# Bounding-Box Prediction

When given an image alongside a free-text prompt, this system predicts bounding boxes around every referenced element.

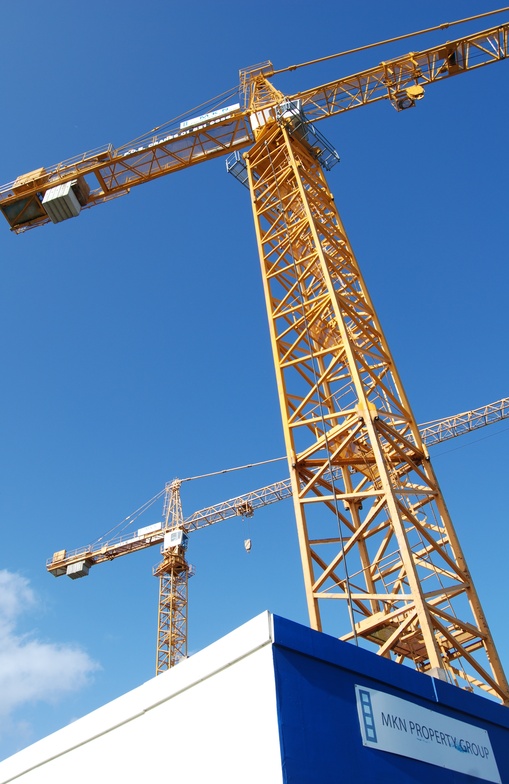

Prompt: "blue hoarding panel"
[271,615,509,784]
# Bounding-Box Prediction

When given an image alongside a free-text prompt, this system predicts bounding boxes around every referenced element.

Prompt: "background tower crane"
[47,398,509,675]
[154,479,190,671]
[3,15,509,702]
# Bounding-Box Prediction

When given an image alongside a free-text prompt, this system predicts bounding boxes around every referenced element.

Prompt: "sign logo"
[355,685,501,783]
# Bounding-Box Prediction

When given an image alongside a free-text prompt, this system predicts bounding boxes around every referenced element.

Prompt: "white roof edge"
[0,611,275,779]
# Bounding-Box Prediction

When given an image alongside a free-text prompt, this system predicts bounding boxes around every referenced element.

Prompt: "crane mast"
[243,69,508,701]
[153,479,191,672]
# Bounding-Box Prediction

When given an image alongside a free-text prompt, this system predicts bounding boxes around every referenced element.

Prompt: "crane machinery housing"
[3,13,509,703]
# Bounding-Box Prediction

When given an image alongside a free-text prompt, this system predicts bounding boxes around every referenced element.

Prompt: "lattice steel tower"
[242,67,508,702]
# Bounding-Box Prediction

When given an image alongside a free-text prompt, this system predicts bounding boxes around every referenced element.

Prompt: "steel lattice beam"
[245,112,509,702]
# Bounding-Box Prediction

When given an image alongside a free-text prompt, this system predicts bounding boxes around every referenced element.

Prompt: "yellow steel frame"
[153,480,190,673]
[155,555,189,673]
[245,111,509,702]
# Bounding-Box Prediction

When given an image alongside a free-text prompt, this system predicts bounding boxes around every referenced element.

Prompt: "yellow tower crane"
[47,399,509,676]
[48,477,290,674]
[4,15,509,702]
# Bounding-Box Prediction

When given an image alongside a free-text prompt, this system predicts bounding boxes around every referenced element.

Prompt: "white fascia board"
[0,612,277,783]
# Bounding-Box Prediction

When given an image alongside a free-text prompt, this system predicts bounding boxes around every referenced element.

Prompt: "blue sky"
[1,0,508,760]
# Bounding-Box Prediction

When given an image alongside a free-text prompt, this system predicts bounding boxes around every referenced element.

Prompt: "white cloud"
[0,570,99,722]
